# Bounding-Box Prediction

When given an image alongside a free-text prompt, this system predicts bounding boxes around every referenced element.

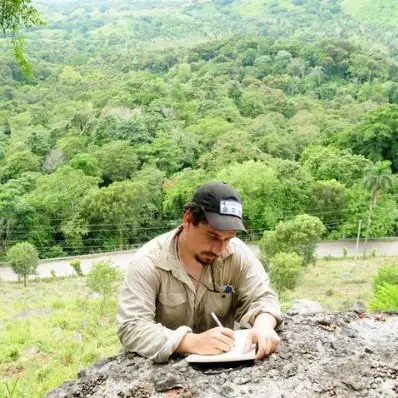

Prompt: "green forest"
[1,0,397,259]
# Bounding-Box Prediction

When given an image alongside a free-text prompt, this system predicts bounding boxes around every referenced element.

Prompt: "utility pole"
[363,203,373,259]
[354,219,362,267]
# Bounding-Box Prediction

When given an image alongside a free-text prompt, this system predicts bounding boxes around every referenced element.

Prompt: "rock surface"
[46,312,398,398]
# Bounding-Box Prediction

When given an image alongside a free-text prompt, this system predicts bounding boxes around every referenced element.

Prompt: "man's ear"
[183,210,193,227]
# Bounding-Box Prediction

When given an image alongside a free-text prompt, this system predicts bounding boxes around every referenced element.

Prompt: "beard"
[195,253,217,266]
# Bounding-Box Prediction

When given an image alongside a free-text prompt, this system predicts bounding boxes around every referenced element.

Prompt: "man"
[117,182,283,363]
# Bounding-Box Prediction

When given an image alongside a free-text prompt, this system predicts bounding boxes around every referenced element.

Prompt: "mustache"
[195,253,218,266]
[200,251,217,257]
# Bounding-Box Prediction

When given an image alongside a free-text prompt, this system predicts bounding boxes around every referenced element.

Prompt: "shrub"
[269,251,303,296]
[373,264,398,291]
[70,259,83,276]
[86,261,122,307]
[6,242,39,286]
[370,283,398,311]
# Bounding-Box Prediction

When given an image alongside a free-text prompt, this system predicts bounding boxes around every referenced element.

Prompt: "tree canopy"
[0,0,397,258]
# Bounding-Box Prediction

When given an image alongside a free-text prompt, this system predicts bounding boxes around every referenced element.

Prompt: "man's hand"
[176,327,235,355]
[244,313,280,360]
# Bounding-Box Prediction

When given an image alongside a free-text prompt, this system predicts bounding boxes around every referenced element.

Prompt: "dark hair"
[183,202,208,226]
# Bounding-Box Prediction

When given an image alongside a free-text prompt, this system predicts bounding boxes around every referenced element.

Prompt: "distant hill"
[343,0,398,28]
[27,0,396,66]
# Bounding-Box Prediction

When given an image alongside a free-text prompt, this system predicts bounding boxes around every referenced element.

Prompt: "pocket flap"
[158,293,187,306]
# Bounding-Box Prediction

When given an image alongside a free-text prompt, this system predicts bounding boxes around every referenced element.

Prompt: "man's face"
[183,212,237,265]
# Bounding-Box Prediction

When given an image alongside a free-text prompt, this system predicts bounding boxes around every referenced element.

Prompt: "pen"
[211,311,223,328]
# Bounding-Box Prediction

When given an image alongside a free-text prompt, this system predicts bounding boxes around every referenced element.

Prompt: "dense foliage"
[370,263,398,311]
[0,0,397,259]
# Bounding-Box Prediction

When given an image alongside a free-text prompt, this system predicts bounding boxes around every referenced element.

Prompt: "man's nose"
[212,240,226,256]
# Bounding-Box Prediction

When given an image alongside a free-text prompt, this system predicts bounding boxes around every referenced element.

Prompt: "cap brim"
[204,211,246,232]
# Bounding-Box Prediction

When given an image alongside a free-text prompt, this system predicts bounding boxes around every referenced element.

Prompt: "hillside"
[0,0,397,258]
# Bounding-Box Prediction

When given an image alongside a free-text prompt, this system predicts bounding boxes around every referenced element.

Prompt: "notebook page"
[186,329,256,363]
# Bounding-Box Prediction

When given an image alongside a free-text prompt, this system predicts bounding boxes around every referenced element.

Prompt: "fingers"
[215,328,234,351]
[219,327,234,338]
[214,338,232,352]
[244,332,253,354]
[255,335,281,360]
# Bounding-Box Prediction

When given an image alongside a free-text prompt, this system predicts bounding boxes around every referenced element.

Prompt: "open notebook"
[185,329,256,363]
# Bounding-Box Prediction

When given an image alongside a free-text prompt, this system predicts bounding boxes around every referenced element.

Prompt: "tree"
[86,261,122,308]
[0,146,40,182]
[216,160,285,231]
[77,180,158,249]
[364,161,393,206]
[197,132,265,171]
[362,161,393,257]
[269,252,303,296]
[70,153,102,178]
[335,182,397,240]
[25,166,100,255]
[0,174,36,255]
[95,141,139,184]
[163,168,210,220]
[56,135,90,159]
[301,145,372,187]
[337,105,398,172]
[260,214,325,267]
[308,180,347,232]
[6,241,39,286]
[27,166,100,220]
[1,0,44,75]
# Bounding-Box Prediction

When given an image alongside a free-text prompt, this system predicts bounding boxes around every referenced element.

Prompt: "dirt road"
[1,239,397,282]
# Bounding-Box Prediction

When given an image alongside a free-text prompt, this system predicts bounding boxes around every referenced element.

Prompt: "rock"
[233,377,250,385]
[261,381,282,398]
[342,375,366,391]
[45,311,398,398]
[154,374,183,392]
[315,340,325,354]
[351,300,367,314]
[219,381,238,397]
[287,299,324,315]
[173,360,189,373]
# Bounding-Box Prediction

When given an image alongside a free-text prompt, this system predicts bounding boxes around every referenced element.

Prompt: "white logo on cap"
[220,200,242,218]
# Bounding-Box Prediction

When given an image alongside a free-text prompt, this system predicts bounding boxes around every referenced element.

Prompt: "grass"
[0,277,120,398]
[283,256,398,311]
[1,256,397,396]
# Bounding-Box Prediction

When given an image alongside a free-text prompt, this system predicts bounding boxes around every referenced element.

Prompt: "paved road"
[1,239,397,282]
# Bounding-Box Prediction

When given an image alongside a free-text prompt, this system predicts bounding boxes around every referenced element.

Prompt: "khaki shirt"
[117,227,283,363]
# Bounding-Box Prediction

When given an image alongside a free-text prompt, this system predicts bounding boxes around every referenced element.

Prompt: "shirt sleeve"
[233,242,284,330]
[117,256,191,363]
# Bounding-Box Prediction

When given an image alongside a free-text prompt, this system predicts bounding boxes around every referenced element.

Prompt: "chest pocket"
[204,291,234,318]
[156,293,188,330]
[158,293,186,306]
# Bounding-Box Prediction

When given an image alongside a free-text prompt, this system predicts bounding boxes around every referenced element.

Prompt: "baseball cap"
[191,182,246,231]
